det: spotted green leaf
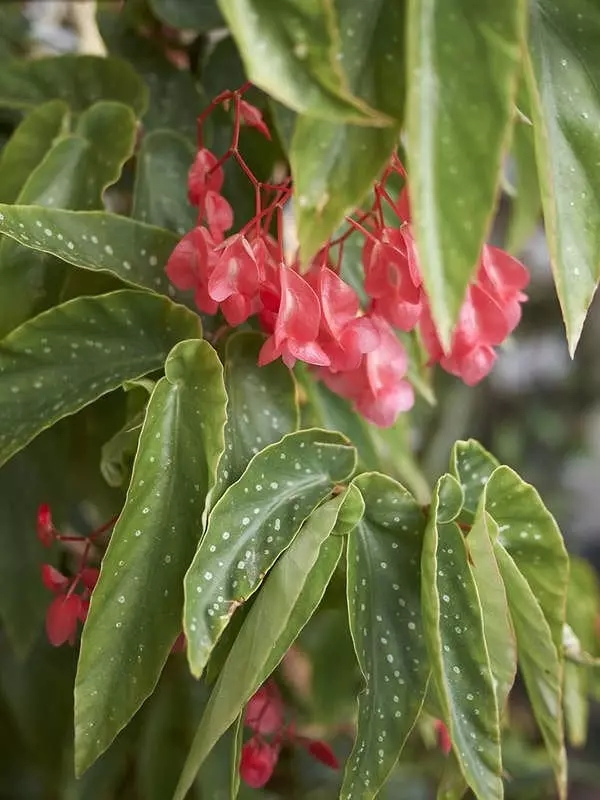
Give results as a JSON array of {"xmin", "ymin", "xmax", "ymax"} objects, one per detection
[
  {"xmin": 341, "ymin": 473, "xmax": 429, "ymax": 800},
  {"xmin": 421, "ymin": 474, "xmax": 502, "ymax": 800},
  {"xmin": 75, "ymin": 339, "xmax": 227, "ymax": 774},
  {"xmin": 0, "ymin": 102, "xmax": 137, "ymax": 335},
  {"xmin": 0, "ymin": 55, "xmax": 147, "ymax": 115},
  {"xmin": 0, "ymin": 100, "xmax": 68, "ymax": 204},
  {"xmin": 450, "ymin": 439, "xmax": 499, "ymax": 524},
  {"xmin": 292, "ymin": 0, "xmax": 404, "ymax": 260},
  {"xmin": 132, "ymin": 130, "xmax": 196, "ymax": 234},
  {"xmin": 491, "ymin": 521, "xmax": 566, "ymax": 799},
  {"xmin": 217, "ymin": 0, "xmax": 388, "ymax": 124},
  {"xmin": 0, "ymin": 290, "xmax": 201, "ymax": 468},
  {"xmin": 0, "ymin": 207, "xmax": 179, "ymax": 298},
  {"xmin": 173, "ymin": 492, "xmax": 351, "ymax": 800},
  {"xmin": 211, "ymin": 332, "xmax": 299, "ymax": 506},
  {"xmin": 406, "ymin": 0, "xmax": 524, "ymax": 348},
  {"xmin": 525, "ymin": 0, "xmax": 600, "ymax": 354},
  {"xmin": 184, "ymin": 428, "xmax": 357, "ymax": 677},
  {"xmin": 468, "ymin": 505, "xmax": 517, "ymax": 716},
  {"xmin": 484, "ymin": 466, "xmax": 569, "ymax": 654}
]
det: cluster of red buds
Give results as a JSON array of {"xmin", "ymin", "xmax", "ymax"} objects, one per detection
[
  {"xmin": 240, "ymin": 680, "xmax": 339, "ymax": 789},
  {"xmin": 36, "ymin": 504, "xmax": 114, "ymax": 647},
  {"xmin": 165, "ymin": 85, "xmax": 529, "ymax": 427}
]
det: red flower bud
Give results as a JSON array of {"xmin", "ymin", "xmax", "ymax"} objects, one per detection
[
  {"xmin": 434, "ymin": 719, "xmax": 452, "ymax": 756},
  {"xmin": 240, "ymin": 738, "xmax": 279, "ymax": 788},
  {"xmin": 239, "ymin": 99, "xmax": 271, "ymax": 140},
  {"xmin": 37, "ymin": 503, "xmax": 54, "ymax": 547},
  {"xmin": 245, "ymin": 682, "xmax": 284, "ymax": 735},
  {"xmin": 304, "ymin": 739, "xmax": 339, "ymax": 770},
  {"xmin": 46, "ymin": 594, "xmax": 82, "ymax": 647}
]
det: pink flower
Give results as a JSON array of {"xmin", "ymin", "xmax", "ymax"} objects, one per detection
[
  {"xmin": 166, "ymin": 226, "xmax": 219, "ymax": 315},
  {"xmin": 46, "ymin": 594, "xmax": 83, "ymax": 647},
  {"xmin": 208, "ymin": 235, "xmax": 261, "ymax": 325},
  {"xmin": 41, "ymin": 564, "xmax": 69, "ymax": 592},
  {"xmin": 204, "ymin": 190, "xmax": 234, "ymax": 242},
  {"xmin": 240, "ymin": 738, "xmax": 279, "ymax": 789},
  {"xmin": 239, "ymin": 99, "xmax": 271, "ymax": 140},
  {"xmin": 188, "ymin": 148, "xmax": 223, "ymax": 207},
  {"xmin": 259, "ymin": 268, "xmax": 330, "ymax": 369},
  {"xmin": 37, "ymin": 503, "xmax": 54, "ymax": 547},
  {"xmin": 245, "ymin": 682, "xmax": 284, "ymax": 735}
]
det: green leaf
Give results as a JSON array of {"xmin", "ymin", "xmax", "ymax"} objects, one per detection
[
  {"xmin": 341, "ymin": 472, "xmax": 429, "ymax": 800},
  {"xmin": 0, "ymin": 102, "xmax": 137, "ymax": 334},
  {"xmin": 0, "ymin": 100, "xmax": 68, "ymax": 204},
  {"xmin": 212, "ymin": 331, "xmax": 299, "ymax": 506},
  {"xmin": 421, "ymin": 474, "xmax": 502, "ymax": 800},
  {"xmin": 217, "ymin": 0, "xmax": 389, "ymax": 124},
  {"xmin": 0, "ymin": 289, "xmax": 201, "ymax": 468},
  {"xmin": 184, "ymin": 428, "xmax": 357, "ymax": 677},
  {"xmin": 449, "ymin": 439, "xmax": 499, "ymax": 524},
  {"xmin": 491, "ymin": 524, "xmax": 567, "ymax": 799},
  {"xmin": 0, "ymin": 55, "xmax": 148, "ymax": 115},
  {"xmin": 292, "ymin": 0, "xmax": 404, "ymax": 259},
  {"xmin": 484, "ymin": 466, "xmax": 569, "ymax": 654},
  {"xmin": 525, "ymin": 0, "xmax": 600, "ymax": 354},
  {"xmin": 75, "ymin": 339, "xmax": 227, "ymax": 774},
  {"xmin": 150, "ymin": 0, "xmax": 224, "ymax": 30},
  {"xmin": 468, "ymin": 505, "xmax": 517, "ymax": 716},
  {"xmin": 406, "ymin": 0, "xmax": 524, "ymax": 348},
  {"xmin": 132, "ymin": 130, "xmax": 197, "ymax": 234},
  {"xmin": 100, "ymin": 409, "xmax": 144, "ymax": 488},
  {"xmin": 173, "ymin": 492, "xmax": 351, "ymax": 800},
  {"xmin": 0, "ymin": 207, "xmax": 181, "ymax": 298}
]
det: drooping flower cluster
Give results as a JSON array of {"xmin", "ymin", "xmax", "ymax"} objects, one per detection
[
  {"xmin": 240, "ymin": 680, "xmax": 339, "ymax": 789},
  {"xmin": 166, "ymin": 86, "xmax": 529, "ymax": 427}
]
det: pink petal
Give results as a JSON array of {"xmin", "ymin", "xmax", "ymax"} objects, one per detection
[
  {"xmin": 188, "ymin": 148, "xmax": 223, "ymax": 206},
  {"xmin": 274, "ymin": 268, "xmax": 322, "ymax": 347},
  {"xmin": 166, "ymin": 227, "xmax": 211, "ymax": 291},
  {"xmin": 239, "ymin": 99, "xmax": 271, "ymax": 140},
  {"xmin": 319, "ymin": 267, "xmax": 360, "ymax": 337},
  {"xmin": 80, "ymin": 567, "xmax": 100, "ymax": 591},
  {"xmin": 208, "ymin": 237, "xmax": 259, "ymax": 302},
  {"xmin": 245, "ymin": 683, "xmax": 284, "ymax": 735},
  {"xmin": 205, "ymin": 190, "xmax": 234, "ymax": 240},
  {"xmin": 46, "ymin": 594, "xmax": 82, "ymax": 647},
  {"xmin": 37, "ymin": 503, "xmax": 54, "ymax": 547},
  {"xmin": 41, "ymin": 564, "xmax": 69, "ymax": 593},
  {"xmin": 239, "ymin": 739, "xmax": 279, "ymax": 789},
  {"xmin": 303, "ymin": 739, "xmax": 339, "ymax": 770}
]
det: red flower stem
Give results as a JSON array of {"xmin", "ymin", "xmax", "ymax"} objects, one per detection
[
  {"xmin": 345, "ymin": 215, "xmax": 380, "ymax": 244},
  {"xmin": 329, "ymin": 209, "xmax": 375, "ymax": 247},
  {"xmin": 90, "ymin": 514, "xmax": 119, "ymax": 541}
]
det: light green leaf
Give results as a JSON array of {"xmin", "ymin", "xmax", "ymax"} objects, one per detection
[
  {"xmin": 484, "ymin": 466, "xmax": 569, "ymax": 654},
  {"xmin": 0, "ymin": 102, "xmax": 137, "ymax": 335},
  {"xmin": 421, "ymin": 474, "xmax": 502, "ymax": 800},
  {"xmin": 468, "ymin": 505, "xmax": 517, "ymax": 716},
  {"xmin": 174, "ymin": 492, "xmax": 351, "ymax": 800},
  {"xmin": 0, "ymin": 55, "xmax": 148, "ymax": 115},
  {"xmin": 132, "ymin": 130, "xmax": 197, "ymax": 234},
  {"xmin": 212, "ymin": 331, "xmax": 299, "ymax": 506},
  {"xmin": 492, "ymin": 525, "xmax": 567, "ymax": 799},
  {"xmin": 75, "ymin": 339, "xmax": 227, "ymax": 774},
  {"xmin": 406, "ymin": 0, "xmax": 524, "ymax": 348},
  {"xmin": 0, "ymin": 207, "xmax": 180, "ymax": 298},
  {"xmin": 525, "ymin": 0, "xmax": 600, "ymax": 354},
  {"xmin": 184, "ymin": 428, "xmax": 357, "ymax": 677},
  {"xmin": 0, "ymin": 290, "xmax": 201, "ymax": 468},
  {"xmin": 150, "ymin": 0, "xmax": 224, "ymax": 30},
  {"xmin": 450, "ymin": 439, "xmax": 499, "ymax": 524},
  {"xmin": 292, "ymin": 0, "xmax": 404, "ymax": 259},
  {"xmin": 0, "ymin": 100, "xmax": 68, "ymax": 204},
  {"xmin": 341, "ymin": 472, "xmax": 429, "ymax": 800},
  {"xmin": 217, "ymin": 0, "xmax": 388, "ymax": 124}
]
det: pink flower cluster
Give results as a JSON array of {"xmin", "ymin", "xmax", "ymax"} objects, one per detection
[
  {"xmin": 240, "ymin": 680, "xmax": 339, "ymax": 789},
  {"xmin": 166, "ymin": 89, "xmax": 529, "ymax": 427}
]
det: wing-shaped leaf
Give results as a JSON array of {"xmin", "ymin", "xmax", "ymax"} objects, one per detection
[
  {"xmin": 450, "ymin": 439, "xmax": 499, "ymax": 523},
  {"xmin": 0, "ymin": 100, "xmax": 68, "ymax": 204},
  {"xmin": 0, "ymin": 207, "xmax": 179, "ymax": 297},
  {"xmin": 525, "ymin": 0, "xmax": 600, "ymax": 354},
  {"xmin": 406, "ymin": 0, "xmax": 524, "ymax": 347},
  {"xmin": 341, "ymin": 472, "xmax": 429, "ymax": 800},
  {"xmin": 217, "ymin": 0, "xmax": 387, "ymax": 124},
  {"xmin": 184, "ymin": 429, "xmax": 357, "ymax": 676},
  {"xmin": 75, "ymin": 339, "xmax": 227, "ymax": 774},
  {"xmin": 421, "ymin": 474, "xmax": 502, "ymax": 800},
  {"xmin": 292, "ymin": 0, "xmax": 404, "ymax": 259},
  {"xmin": 173, "ymin": 492, "xmax": 352, "ymax": 800},
  {"xmin": 212, "ymin": 332, "xmax": 299, "ymax": 506},
  {"xmin": 0, "ymin": 290, "xmax": 201, "ymax": 468},
  {"xmin": 492, "ymin": 524, "xmax": 566, "ymax": 798},
  {"xmin": 132, "ymin": 130, "xmax": 196, "ymax": 234},
  {"xmin": 484, "ymin": 466, "xmax": 568, "ymax": 654},
  {"xmin": 468, "ymin": 506, "xmax": 516, "ymax": 716},
  {"xmin": 0, "ymin": 55, "xmax": 147, "ymax": 115}
]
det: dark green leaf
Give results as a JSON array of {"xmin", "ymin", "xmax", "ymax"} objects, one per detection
[
  {"xmin": 150, "ymin": 0, "xmax": 224, "ymax": 30},
  {"xmin": 212, "ymin": 331, "xmax": 299, "ymax": 506},
  {"xmin": 525, "ymin": 0, "xmax": 600, "ymax": 354},
  {"xmin": 132, "ymin": 130, "xmax": 196, "ymax": 234},
  {"xmin": 0, "ymin": 55, "xmax": 148, "ymax": 115},
  {"xmin": 406, "ymin": 0, "xmax": 524, "ymax": 348},
  {"xmin": 184, "ymin": 428, "xmax": 357, "ymax": 677},
  {"xmin": 421, "ymin": 474, "xmax": 502, "ymax": 800},
  {"xmin": 0, "ymin": 289, "xmax": 201, "ymax": 468},
  {"xmin": 174, "ymin": 493, "xmax": 351, "ymax": 799},
  {"xmin": 202, "ymin": 35, "xmax": 249, "ymax": 101},
  {"xmin": 75, "ymin": 338, "xmax": 227, "ymax": 774},
  {"xmin": 292, "ymin": 0, "xmax": 404, "ymax": 259},
  {"xmin": 0, "ymin": 100, "xmax": 68, "ymax": 204},
  {"xmin": 341, "ymin": 472, "xmax": 429, "ymax": 800},
  {"xmin": 0, "ymin": 206, "xmax": 181, "ymax": 298},
  {"xmin": 100, "ymin": 410, "xmax": 144, "ymax": 488}
]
